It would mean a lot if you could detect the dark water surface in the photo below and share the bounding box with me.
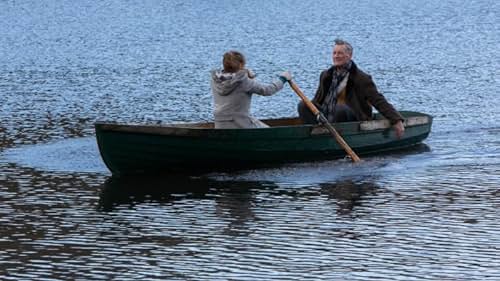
[1,0,499,280]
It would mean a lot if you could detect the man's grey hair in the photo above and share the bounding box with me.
[334,38,353,55]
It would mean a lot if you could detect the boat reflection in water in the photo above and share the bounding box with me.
[98,175,210,211]
[97,174,279,236]
[319,180,379,216]
[98,173,381,215]
[98,175,277,217]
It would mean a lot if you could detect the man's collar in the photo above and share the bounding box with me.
[335,60,352,71]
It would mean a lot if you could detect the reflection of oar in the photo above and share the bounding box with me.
[288,80,361,163]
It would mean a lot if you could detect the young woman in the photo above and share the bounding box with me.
[210,50,292,129]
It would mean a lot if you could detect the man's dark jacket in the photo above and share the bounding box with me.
[312,61,403,124]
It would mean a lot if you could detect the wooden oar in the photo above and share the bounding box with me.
[288,80,361,163]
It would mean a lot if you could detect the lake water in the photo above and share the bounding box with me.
[1,0,499,280]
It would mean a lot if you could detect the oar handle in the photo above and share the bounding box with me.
[288,80,361,163]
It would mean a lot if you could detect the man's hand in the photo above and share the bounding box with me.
[393,120,405,138]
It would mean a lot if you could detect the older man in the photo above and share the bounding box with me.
[298,39,405,138]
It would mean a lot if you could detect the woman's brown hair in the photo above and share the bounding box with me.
[223,51,245,73]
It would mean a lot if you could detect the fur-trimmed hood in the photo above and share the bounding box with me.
[210,69,255,96]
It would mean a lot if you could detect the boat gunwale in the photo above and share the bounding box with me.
[94,111,432,137]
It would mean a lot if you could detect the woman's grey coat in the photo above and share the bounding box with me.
[210,69,284,129]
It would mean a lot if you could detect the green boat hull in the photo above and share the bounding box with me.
[95,111,432,176]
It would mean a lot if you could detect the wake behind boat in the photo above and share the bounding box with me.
[95,111,432,176]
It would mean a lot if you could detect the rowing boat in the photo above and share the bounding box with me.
[95,111,432,176]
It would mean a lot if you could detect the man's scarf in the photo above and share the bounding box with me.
[322,61,352,121]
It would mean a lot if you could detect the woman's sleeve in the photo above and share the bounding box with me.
[246,79,285,96]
